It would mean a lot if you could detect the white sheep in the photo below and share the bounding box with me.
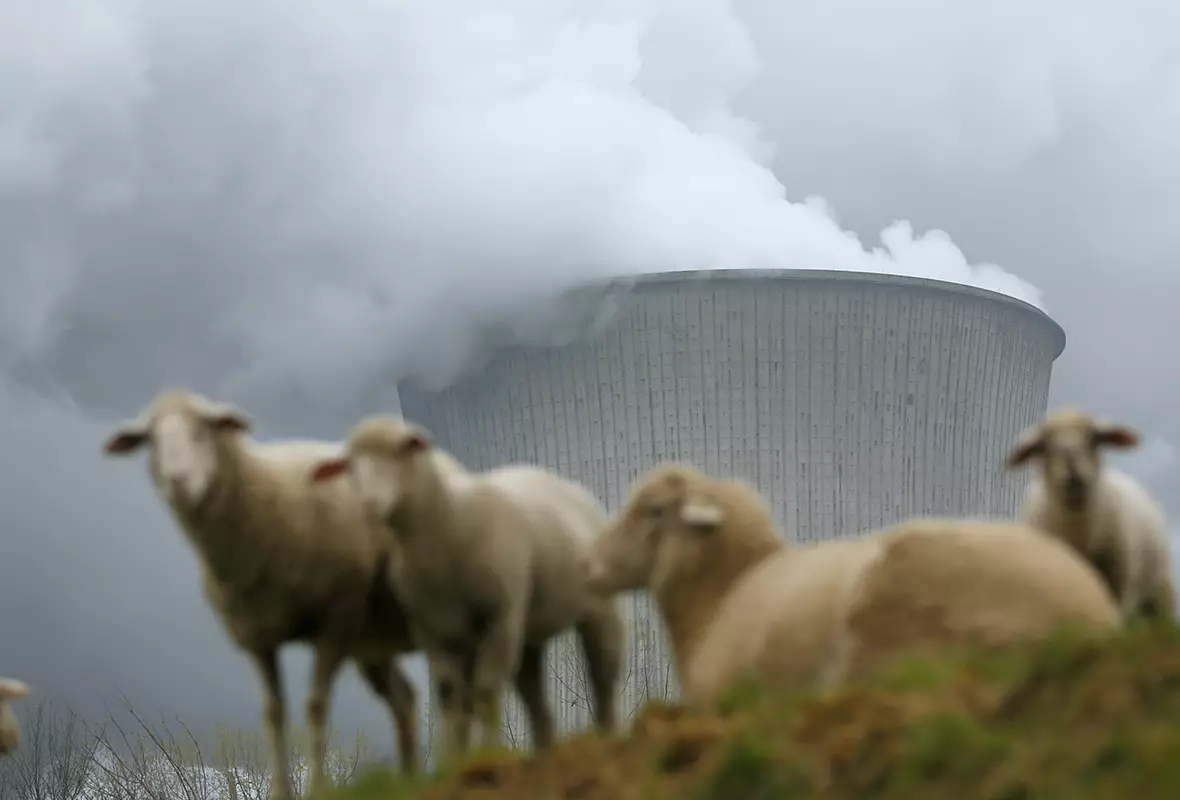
[833,516,1123,683]
[0,678,30,757]
[1005,406,1175,621]
[584,463,1122,707]
[308,416,624,761]
[102,389,420,800]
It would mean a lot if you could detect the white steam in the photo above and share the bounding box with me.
[1,0,1040,408]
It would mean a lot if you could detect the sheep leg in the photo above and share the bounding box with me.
[513,642,555,750]
[1089,547,1123,604]
[358,657,420,774]
[473,681,505,751]
[1115,544,1144,619]
[306,645,346,796]
[1140,571,1177,622]
[1154,587,1178,620]
[0,703,20,755]
[575,605,623,734]
[1154,575,1177,619]
[249,649,295,800]
[428,651,472,759]
[471,607,526,751]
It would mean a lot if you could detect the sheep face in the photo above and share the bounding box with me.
[309,418,431,527]
[585,465,723,596]
[0,679,29,756]
[1005,408,1140,510]
[102,389,252,509]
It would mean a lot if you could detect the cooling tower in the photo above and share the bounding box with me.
[399,268,1066,740]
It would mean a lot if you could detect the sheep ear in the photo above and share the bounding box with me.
[1005,427,1044,470]
[210,410,251,433]
[680,500,723,532]
[1094,424,1140,450]
[194,400,252,434]
[309,458,349,484]
[0,679,29,701]
[401,432,430,454]
[103,419,151,455]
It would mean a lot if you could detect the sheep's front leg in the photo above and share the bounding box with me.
[471,605,526,750]
[0,702,21,755]
[249,650,295,800]
[1117,544,1145,620]
[358,657,420,774]
[306,645,346,796]
[576,603,624,735]
[1150,579,1178,620]
[428,651,472,760]
[513,642,555,749]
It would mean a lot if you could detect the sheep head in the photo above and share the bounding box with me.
[309,417,431,527]
[584,463,726,596]
[1005,407,1140,510]
[102,389,251,509]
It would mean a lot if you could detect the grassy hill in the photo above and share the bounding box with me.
[332,623,1180,799]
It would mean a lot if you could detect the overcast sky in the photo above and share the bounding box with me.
[1,0,1177,755]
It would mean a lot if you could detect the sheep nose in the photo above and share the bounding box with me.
[168,476,189,503]
[1063,473,1088,506]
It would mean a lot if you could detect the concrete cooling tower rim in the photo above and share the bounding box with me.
[606,268,1066,361]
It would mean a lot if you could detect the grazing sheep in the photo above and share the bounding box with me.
[1005,407,1175,621]
[102,389,420,800]
[308,416,624,760]
[0,678,29,757]
[584,463,1121,706]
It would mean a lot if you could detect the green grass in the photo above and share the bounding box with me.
[330,622,1180,799]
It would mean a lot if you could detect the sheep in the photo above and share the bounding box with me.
[1005,407,1175,621]
[101,389,420,800]
[307,415,624,761]
[832,516,1122,682]
[583,463,1121,707]
[0,678,29,757]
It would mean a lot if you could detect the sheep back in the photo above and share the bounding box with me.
[841,519,1122,678]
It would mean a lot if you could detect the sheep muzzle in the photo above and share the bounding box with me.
[1062,474,1089,509]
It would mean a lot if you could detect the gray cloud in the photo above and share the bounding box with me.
[0,0,1176,746]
